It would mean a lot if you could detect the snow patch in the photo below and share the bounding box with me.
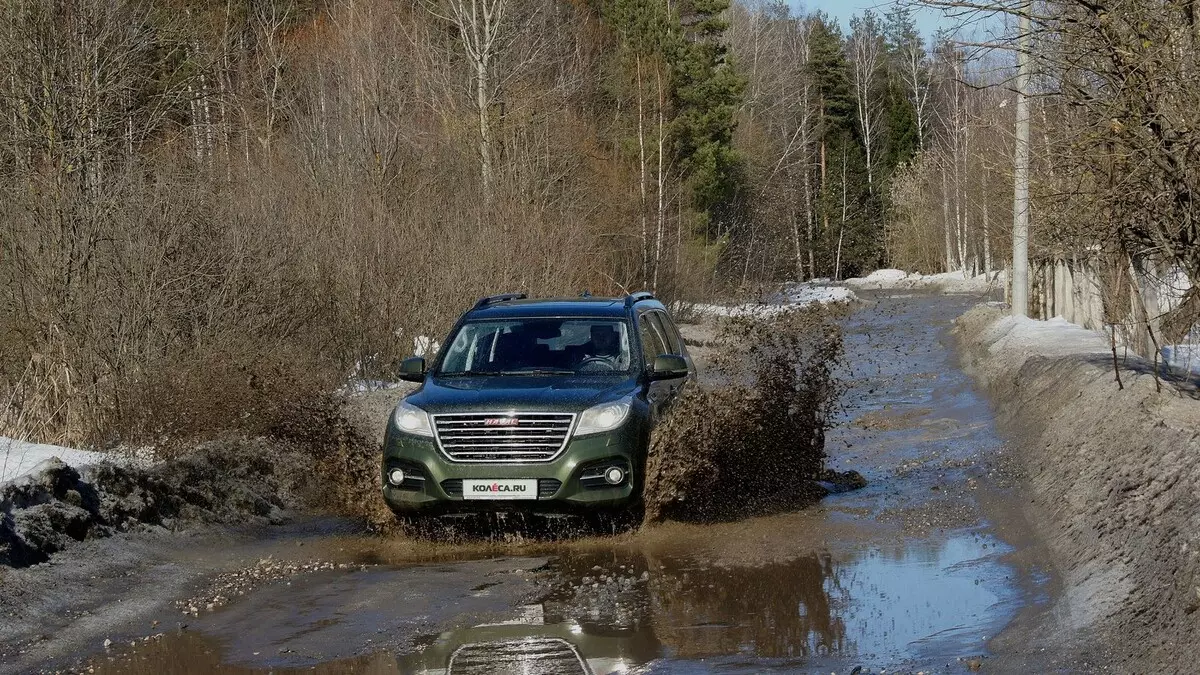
[692,303,803,319]
[862,268,910,284]
[844,269,1004,293]
[1161,344,1200,377]
[413,335,439,357]
[980,315,1112,359]
[340,379,408,394]
[781,283,858,305]
[0,438,152,485]
[692,282,857,319]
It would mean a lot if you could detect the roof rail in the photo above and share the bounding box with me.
[474,292,527,309]
[624,291,655,308]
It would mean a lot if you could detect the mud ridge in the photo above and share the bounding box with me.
[955,305,1200,671]
[0,440,301,568]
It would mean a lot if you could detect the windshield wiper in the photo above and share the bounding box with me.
[499,369,576,376]
[440,370,505,377]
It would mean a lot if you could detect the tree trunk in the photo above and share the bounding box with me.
[476,55,493,198]
[789,188,802,281]
[942,156,953,273]
[954,130,965,273]
[1012,2,1032,317]
[653,65,666,292]
[982,163,992,275]
[835,145,848,280]
[636,55,648,287]
[804,165,815,279]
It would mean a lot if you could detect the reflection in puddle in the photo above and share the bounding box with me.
[400,619,654,674]
[532,533,1013,668]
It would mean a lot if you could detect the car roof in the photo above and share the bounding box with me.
[466,296,662,320]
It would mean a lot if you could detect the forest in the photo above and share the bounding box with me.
[3,0,1198,446]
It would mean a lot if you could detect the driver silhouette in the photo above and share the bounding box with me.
[582,324,620,362]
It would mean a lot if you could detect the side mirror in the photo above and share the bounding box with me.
[397,356,427,383]
[649,354,689,380]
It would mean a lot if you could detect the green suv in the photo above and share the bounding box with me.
[381,292,695,521]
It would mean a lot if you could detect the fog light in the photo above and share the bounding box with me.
[604,466,625,485]
[388,468,406,486]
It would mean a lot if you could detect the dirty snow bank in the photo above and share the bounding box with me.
[846,268,1003,293]
[691,282,857,319]
[0,441,303,568]
[956,305,1200,670]
[975,307,1200,378]
[1,438,114,484]
[977,313,1111,358]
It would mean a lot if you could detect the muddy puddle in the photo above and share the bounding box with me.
[78,291,1042,674]
[86,531,1015,673]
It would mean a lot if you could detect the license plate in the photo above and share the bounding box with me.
[462,479,538,500]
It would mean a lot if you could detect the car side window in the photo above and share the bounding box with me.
[650,311,685,356]
[638,312,668,365]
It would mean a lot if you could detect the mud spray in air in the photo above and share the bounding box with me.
[5,291,1048,675]
[643,304,863,524]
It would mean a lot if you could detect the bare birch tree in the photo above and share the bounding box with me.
[849,11,885,192]
[424,0,514,198]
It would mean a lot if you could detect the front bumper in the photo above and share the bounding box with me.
[380,421,647,515]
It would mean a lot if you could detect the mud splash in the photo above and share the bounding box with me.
[644,306,848,523]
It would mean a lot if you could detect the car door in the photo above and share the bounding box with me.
[636,310,672,421]
[647,311,692,404]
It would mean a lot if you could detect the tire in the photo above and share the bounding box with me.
[587,502,644,535]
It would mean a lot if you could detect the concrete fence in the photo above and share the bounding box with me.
[1029,256,1192,362]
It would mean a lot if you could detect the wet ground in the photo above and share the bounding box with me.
[8,291,1048,674]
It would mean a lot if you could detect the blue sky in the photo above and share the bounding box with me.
[796,0,950,38]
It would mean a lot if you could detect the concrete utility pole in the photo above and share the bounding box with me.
[1011,1,1031,317]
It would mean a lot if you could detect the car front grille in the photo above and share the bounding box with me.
[432,412,576,463]
[448,638,586,674]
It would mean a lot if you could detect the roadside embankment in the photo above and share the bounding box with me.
[0,441,303,568]
[0,395,396,567]
[955,304,1200,670]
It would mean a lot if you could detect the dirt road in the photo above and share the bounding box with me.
[1,292,1056,674]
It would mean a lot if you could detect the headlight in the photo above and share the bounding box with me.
[392,401,434,437]
[575,396,632,435]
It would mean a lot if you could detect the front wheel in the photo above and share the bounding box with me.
[586,502,645,535]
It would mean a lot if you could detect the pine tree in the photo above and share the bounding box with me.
[881,78,919,174]
[884,3,930,150]
[671,0,746,235]
[806,15,873,277]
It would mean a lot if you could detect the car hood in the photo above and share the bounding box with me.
[407,375,636,414]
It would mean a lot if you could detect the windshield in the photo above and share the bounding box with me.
[438,318,634,376]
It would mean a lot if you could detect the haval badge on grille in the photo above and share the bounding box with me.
[483,417,520,426]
